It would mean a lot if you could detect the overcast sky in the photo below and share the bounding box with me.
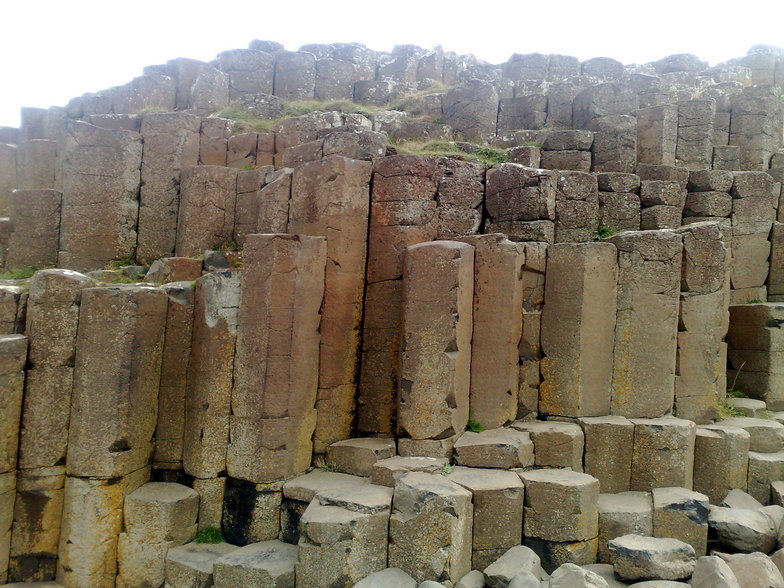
[2,0,783,127]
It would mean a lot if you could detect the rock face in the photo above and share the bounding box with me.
[4,38,784,588]
[608,534,697,582]
[398,241,474,444]
[388,472,473,583]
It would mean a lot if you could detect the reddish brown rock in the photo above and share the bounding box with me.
[138,113,200,262]
[540,242,618,417]
[153,283,196,471]
[7,190,61,269]
[398,241,474,442]
[175,165,238,258]
[288,156,371,452]
[58,121,142,270]
[67,286,167,478]
[183,272,241,479]
[228,234,326,483]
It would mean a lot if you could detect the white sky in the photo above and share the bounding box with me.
[2,0,783,127]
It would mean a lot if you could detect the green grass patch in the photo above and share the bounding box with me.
[99,275,136,284]
[395,140,509,165]
[0,266,50,280]
[594,224,617,240]
[465,419,484,433]
[440,463,454,475]
[748,298,764,303]
[716,401,746,420]
[193,527,224,544]
[136,106,168,116]
[105,257,135,270]
[727,389,748,398]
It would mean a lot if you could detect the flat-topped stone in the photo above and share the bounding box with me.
[718,417,784,453]
[326,437,397,477]
[511,420,584,471]
[453,428,534,469]
[549,562,611,588]
[353,567,417,588]
[281,470,369,502]
[315,483,393,514]
[722,488,764,510]
[725,397,768,417]
[165,542,240,588]
[708,505,778,553]
[598,491,653,563]
[370,456,449,487]
[213,540,297,588]
[608,534,696,582]
[716,552,784,587]
[652,487,709,555]
[521,469,599,542]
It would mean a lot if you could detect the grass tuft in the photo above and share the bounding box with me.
[440,463,454,475]
[193,527,224,544]
[594,224,616,240]
[394,140,509,165]
[0,266,51,280]
[716,401,746,420]
[465,419,484,433]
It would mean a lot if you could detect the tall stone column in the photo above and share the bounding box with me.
[288,155,371,453]
[398,241,474,449]
[58,121,142,270]
[540,242,618,417]
[609,230,683,417]
[228,234,326,483]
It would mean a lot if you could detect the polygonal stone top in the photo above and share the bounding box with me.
[282,470,369,502]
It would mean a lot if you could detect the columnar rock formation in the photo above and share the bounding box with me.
[0,38,783,587]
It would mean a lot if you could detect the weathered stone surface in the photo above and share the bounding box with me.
[354,567,417,588]
[483,545,544,588]
[590,115,638,173]
[453,235,524,429]
[371,456,448,488]
[521,469,599,542]
[165,542,240,588]
[0,286,26,336]
[399,241,473,442]
[213,540,297,588]
[0,471,13,584]
[748,451,784,504]
[273,51,316,101]
[652,487,709,555]
[58,121,142,270]
[676,99,716,169]
[193,477,225,531]
[690,555,741,588]
[525,536,599,574]
[574,83,639,129]
[512,421,584,470]
[326,438,397,477]
[453,428,534,469]
[175,166,238,258]
[183,272,241,479]
[198,117,230,166]
[215,48,275,101]
[608,534,696,582]
[67,286,166,478]
[580,416,634,493]
[221,479,282,546]
[710,504,779,553]
[8,466,63,583]
[718,417,784,453]
[630,417,696,492]
[498,95,547,132]
[0,336,26,475]
[598,491,652,563]
[228,234,326,483]
[56,468,148,588]
[443,80,499,141]
[389,472,473,583]
[297,485,392,587]
[729,86,784,170]
[540,242,617,417]
[116,482,199,588]
[599,192,641,231]
[717,551,784,588]
[137,112,200,261]
[609,231,683,418]
[693,425,750,504]
[485,164,556,223]
[446,467,523,569]
[637,105,678,166]
[0,144,17,217]
[7,189,60,269]
[550,563,611,588]
[288,156,371,453]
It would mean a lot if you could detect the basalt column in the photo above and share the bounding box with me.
[609,230,683,417]
[358,155,440,436]
[288,155,371,453]
[58,121,142,270]
[11,270,92,583]
[539,242,618,418]
[228,234,326,483]
[398,241,474,455]
[137,112,200,262]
